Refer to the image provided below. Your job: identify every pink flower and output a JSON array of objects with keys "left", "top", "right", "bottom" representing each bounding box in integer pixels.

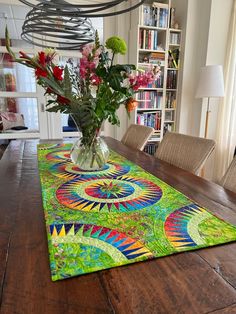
[
  {"left": 129, "top": 72, "right": 155, "bottom": 90},
  {"left": 79, "top": 57, "right": 97, "bottom": 79},
  {"left": 82, "top": 44, "right": 94, "bottom": 58},
  {"left": 94, "top": 48, "right": 101, "bottom": 57},
  {"left": 90, "top": 74, "right": 102, "bottom": 85},
  {"left": 80, "top": 66, "right": 87, "bottom": 79}
]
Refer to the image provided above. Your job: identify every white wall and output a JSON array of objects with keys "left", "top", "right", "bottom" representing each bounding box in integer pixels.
[
  {"left": 103, "top": 4, "right": 131, "bottom": 141},
  {"left": 173, "top": 0, "right": 232, "bottom": 180},
  {"left": 173, "top": 0, "right": 211, "bottom": 136}
]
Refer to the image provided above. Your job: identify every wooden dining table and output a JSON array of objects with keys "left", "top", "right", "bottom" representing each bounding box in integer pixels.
[{"left": 1, "top": 137, "right": 236, "bottom": 314}]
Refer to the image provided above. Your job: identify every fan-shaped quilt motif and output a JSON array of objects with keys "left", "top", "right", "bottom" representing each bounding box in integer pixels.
[
  {"left": 56, "top": 176, "right": 163, "bottom": 212},
  {"left": 50, "top": 160, "right": 130, "bottom": 180},
  {"left": 38, "top": 143, "right": 236, "bottom": 281}
]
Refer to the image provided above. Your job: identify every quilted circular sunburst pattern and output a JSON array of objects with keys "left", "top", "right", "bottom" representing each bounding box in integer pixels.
[
  {"left": 56, "top": 176, "right": 163, "bottom": 212},
  {"left": 85, "top": 181, "right": 135, "bottom": 199},
  {"left": 46, "top": 150, "right": 71, "bottom": 162},
  {"left": 50, "top": 161, "right": 130, "bottom": 180}
]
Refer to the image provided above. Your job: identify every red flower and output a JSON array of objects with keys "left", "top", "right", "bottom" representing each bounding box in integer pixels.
[
  {"left": 35, "top": 67, "right": 48, "bottom": 79},
  {"left": 57, "top": 95, "right": 70, "bottom": 104},
  {"left": 53, "top": 66, "right": 63, "bottom": 81},
  {"left": 19, "top": 51, "right": 30, "bottom": 59},
  {"left": 38, "top": 51, "right": 46, "bottom": 67},
  {"left": 45, "top": 87, "right": 54, "bottom": 94}
]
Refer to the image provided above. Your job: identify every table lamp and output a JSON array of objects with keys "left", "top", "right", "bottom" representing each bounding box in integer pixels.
[{"left": 196, "top": 65, "right": 225, "bottom": 138}]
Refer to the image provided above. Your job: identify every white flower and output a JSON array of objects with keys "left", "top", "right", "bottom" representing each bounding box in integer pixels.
[{"left": 121, "top": 78, "right": 131, "bottom": 88}]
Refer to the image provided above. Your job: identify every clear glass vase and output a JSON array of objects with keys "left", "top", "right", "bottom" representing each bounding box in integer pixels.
[
  {"left": 69, "top": 114, "right": 109, "bottom": 171},
  {"left": 70, "top": 135, "right": 109, "bottom": 171}
]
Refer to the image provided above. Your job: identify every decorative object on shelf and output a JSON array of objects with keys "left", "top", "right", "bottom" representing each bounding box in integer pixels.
[
  {"left": 19, "top": 0, "right": 145, "bottom": 17},
  {"left": 169, "top": 7, "right": 176, "bottom": 28},
  {"left": 21, "top": 1, "right": 95, "bottom": 50},
  {"left": 6, "top": 29, "right": 155, "bottom": 170},
  {"left": 196, "top": 65, "right": 225, "bottom": 138},
  {"left": 174, "top": 22, "right": 179, "bottom": 30}
]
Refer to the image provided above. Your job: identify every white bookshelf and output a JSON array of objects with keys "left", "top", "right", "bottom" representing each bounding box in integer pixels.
[{"left": 129, "top": 0, "right": 182, "bottom": 154}]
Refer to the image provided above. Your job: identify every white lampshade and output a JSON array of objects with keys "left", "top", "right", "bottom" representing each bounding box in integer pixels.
[{"left": 196, "top": 65, "right": 225, "bottom": 98}]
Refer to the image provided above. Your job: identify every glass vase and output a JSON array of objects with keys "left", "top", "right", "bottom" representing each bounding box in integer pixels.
[{"left": 69, "top": 114, "right": 109, "bottom": 171}]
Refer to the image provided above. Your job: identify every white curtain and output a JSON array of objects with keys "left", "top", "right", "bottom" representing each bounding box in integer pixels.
[
  {"left": 15, "top": 62, "right": 38, "bottom": 130},
  {"left": 214, "top": 0, "right": 236, "bottom": 182}
]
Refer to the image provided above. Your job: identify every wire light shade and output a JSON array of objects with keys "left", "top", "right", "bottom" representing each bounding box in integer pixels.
[
  {"left": 21, "top": 2, "right": 95, "bottom": 50},
  {"left": 19, "top": 0, "right": 145, "bottom": 17}
]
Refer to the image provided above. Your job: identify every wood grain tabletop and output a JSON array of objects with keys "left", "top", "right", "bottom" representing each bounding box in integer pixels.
[{"left": 0, "top": 138, "right": 236, "bottom": 314}]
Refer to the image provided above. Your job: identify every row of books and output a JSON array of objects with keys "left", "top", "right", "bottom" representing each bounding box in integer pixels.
[
  {"left": 167, "top": 70, "right": 177, "bottom": 89},
  {"left": 141, "top": 4, "right": 169, "bottom": 28},
  {"left": 164, "top": 122, "right": 175, "bottom": 134},
  {"left": 169, "top": 33, "right": 181, "bottom": 45},
  {"left": 166, "top": 92, "right": 176, "bottom": 108},
  {"left": 165, "top": 110, "right": 174, "bottom": 122},
  {"left": 149, "top": 74, "right": 164, "bottom": 89},
  {"left": 139, "top": 52, "right": 165, "bottom": 65},
  {"left": 137, "top": 91, "right": 163, "bottom": 109},
  {"left": 144, "top": 143, "right": 158, "bottom": 155},
  {"left": 139, "top": 29, "right": 159, "bottom": 50},
  {"left": 137, "top": 112, "right": 162, "bottom": 130}
]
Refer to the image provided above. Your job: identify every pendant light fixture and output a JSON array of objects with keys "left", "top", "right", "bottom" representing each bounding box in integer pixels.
[
  {"left": 21, "top": 1, "right": 95, "bottom": 50},
  {"left": 19, "top": 0, "right": 145, "bottom": 17}
]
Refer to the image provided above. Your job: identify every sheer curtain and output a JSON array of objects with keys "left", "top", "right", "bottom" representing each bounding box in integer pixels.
[
  {"left": 214, "top": 0, "right": 236, "bottom": 182},
  {"left": 15, "top": 62, "right": 38, "bottom": 130}
]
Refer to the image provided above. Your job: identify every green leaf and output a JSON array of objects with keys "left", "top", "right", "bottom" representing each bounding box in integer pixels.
[
  {"left": 41, "top": 77, "right": 62, "bottom": 94},
  {"left": 63, "top": 65, "right": 73, "bottom": 99},
  {"left": 5, "top": 27, "right": 16, "bottom": 59}
]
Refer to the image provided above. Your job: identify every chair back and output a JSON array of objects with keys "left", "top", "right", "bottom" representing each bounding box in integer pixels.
[
  {"left": 155, "top": 132, "right": 216, "bottom": 174},
  {"left": 220, "top": 156, "right": 236, "bottom": 194},
  {"left": 121, "top": 124, "right": 154, "bottom": 151}
]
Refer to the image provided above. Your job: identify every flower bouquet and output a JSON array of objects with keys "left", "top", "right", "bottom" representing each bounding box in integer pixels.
[{"left": 6, "top": 29, "right": 159, "bottom": 170}]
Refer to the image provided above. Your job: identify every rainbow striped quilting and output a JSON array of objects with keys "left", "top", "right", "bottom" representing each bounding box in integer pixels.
[{"left": 38, "top": 143, "right": 236, "bottom": 281}]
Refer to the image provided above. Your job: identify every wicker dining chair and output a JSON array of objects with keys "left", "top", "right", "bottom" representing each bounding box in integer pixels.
[
  {"left": 220, "top": 156, "right": 236, "bottom": 194},
  {"left": 155, "top": 132, "right": 216, "bottom": 174},
  {"left": 121, "top": 124, "right": 154, "bottom": 151}
]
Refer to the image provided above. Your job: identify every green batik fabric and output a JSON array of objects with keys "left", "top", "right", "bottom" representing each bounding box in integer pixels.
[{"left": 37, "top": 143, "right": 236, "bottom": 281}]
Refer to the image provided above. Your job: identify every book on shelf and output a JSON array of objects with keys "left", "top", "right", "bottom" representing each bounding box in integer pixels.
[
  {"left": 166, "top": 92, "right": 176, "bottom": 108},
  {"left": 165, "top": 110, "right": 174, "bottom": 121},
  {"left": 144, "top": 142, "right": 158, "bottom": 155},
  {"left": 169, "top": 32, "right": 180, "bottom": 45},
  {"left": 149, "top": 51, "right": 165, "bottom": 62},
  {"left": 139, "top": 29, "right": 159, "bottom": 50},
  {"left": 164, "top": 122, "right": 175, "bottom": 134},
  {"left": 138, "top": 51, "right": 165, "bottom": 64},
  {"left": 137, "top": 91, "right": 163, "bottom": 109},
  {"left": 137, "top": 111, "right": 162, "bottom": 130},
  {"left": 167, "top": 70, "right": 177, "bottom": 89},
  {"left": 168, "top": 49, "right": 180, "bottom": 68},
  {"left": 140, "top": 3, "right": 169, "bottom": 28}
]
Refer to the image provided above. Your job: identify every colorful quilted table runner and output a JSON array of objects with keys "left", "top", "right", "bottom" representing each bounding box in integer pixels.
[{"left": 38, "top": 143, "right": 236, "bottom": 281}]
